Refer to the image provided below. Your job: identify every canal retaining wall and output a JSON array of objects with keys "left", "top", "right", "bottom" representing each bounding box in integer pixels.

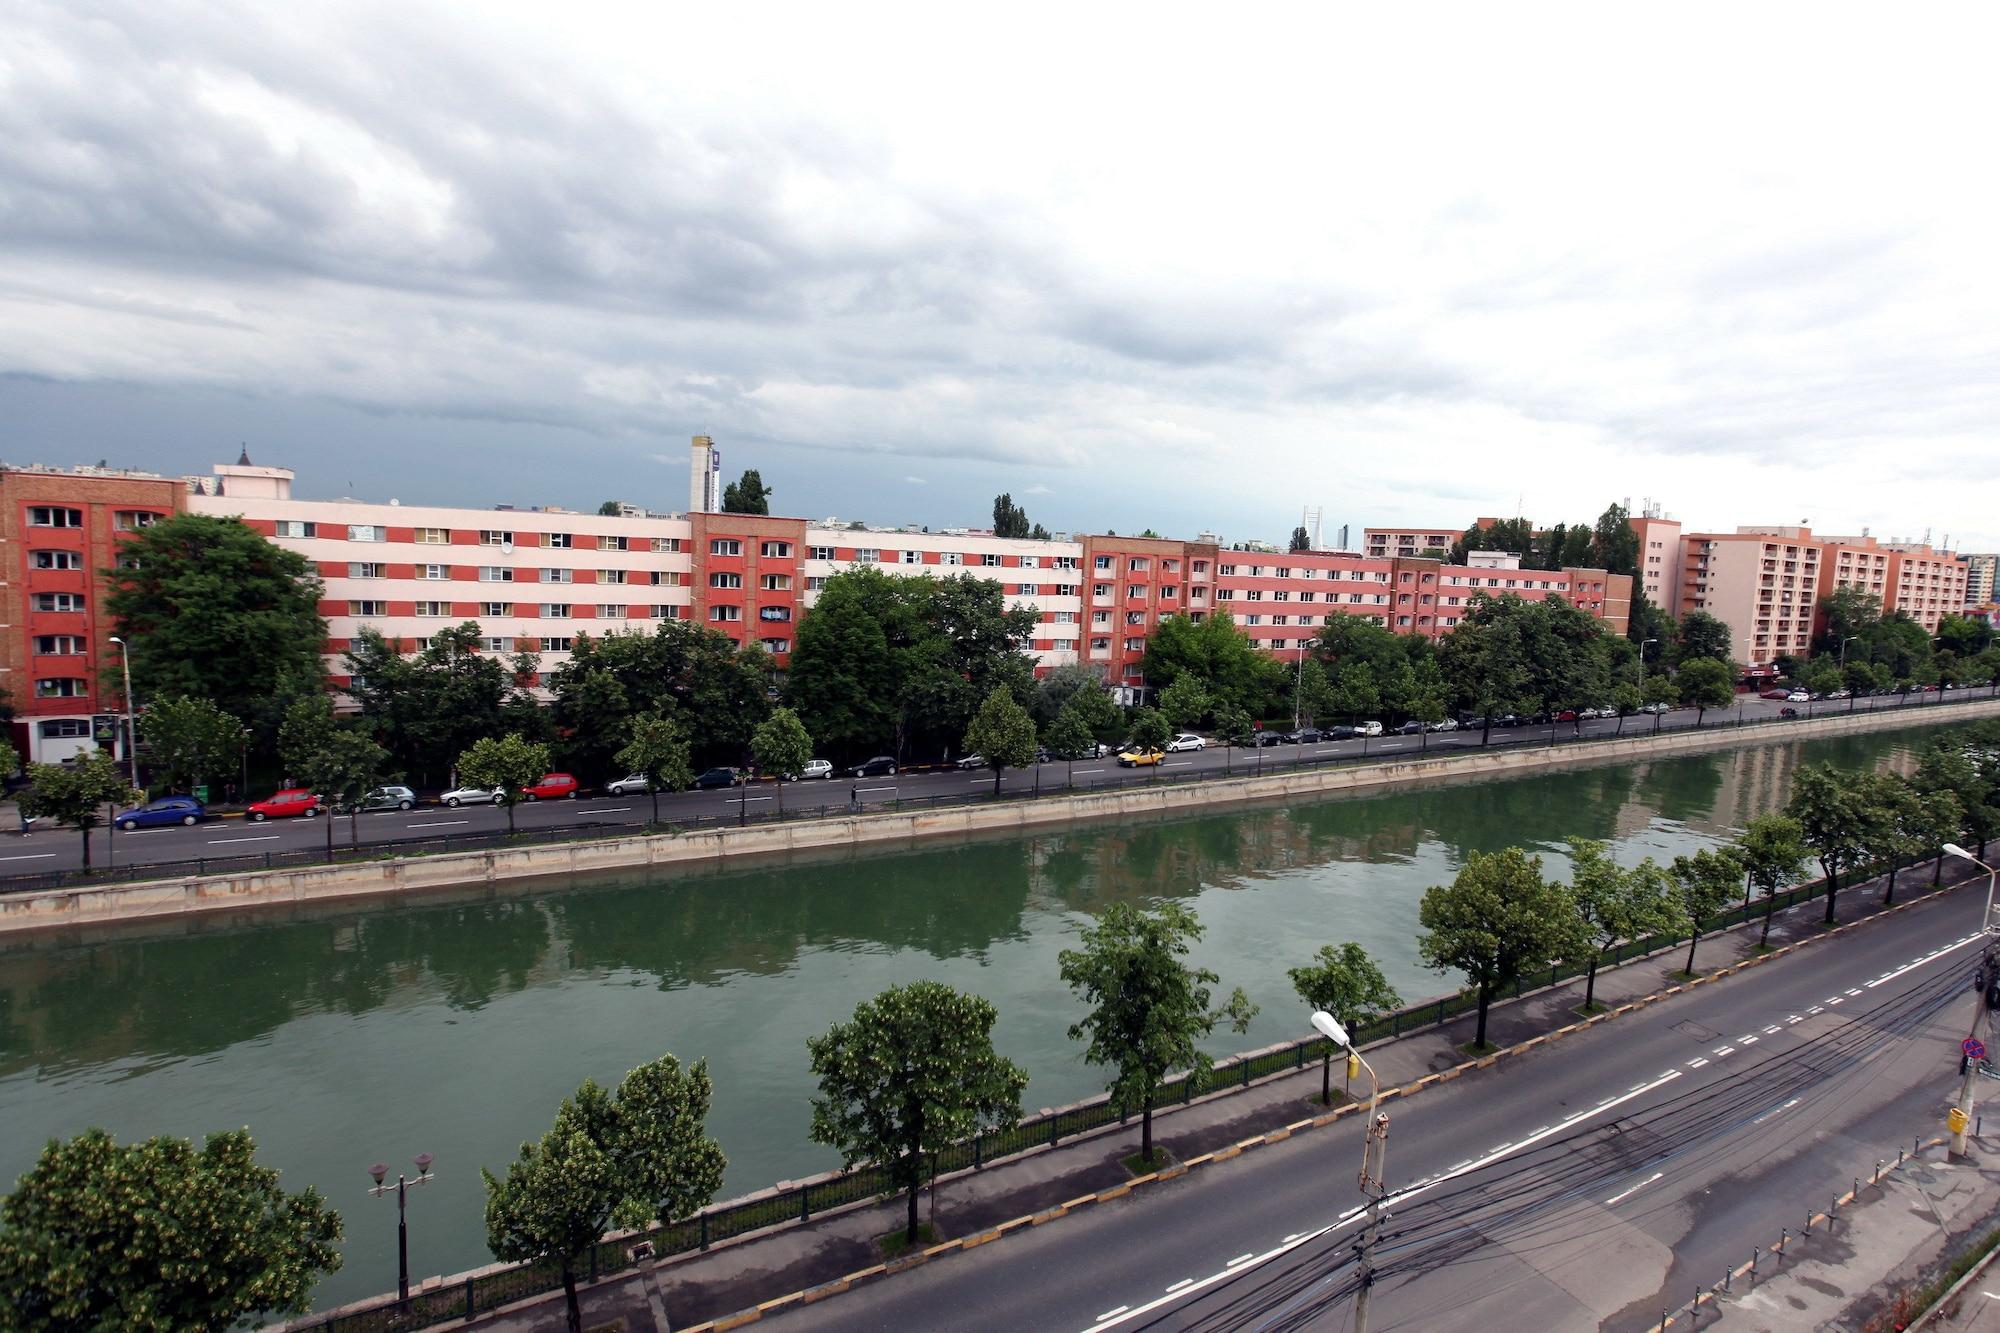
[{"left": 6, "top": 699, "right": 1996, "bottom": 935}]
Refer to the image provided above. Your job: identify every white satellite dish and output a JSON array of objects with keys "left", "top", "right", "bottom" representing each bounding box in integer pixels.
[{"left": 501, "top": 539, "right": 514, "bottom": 554}]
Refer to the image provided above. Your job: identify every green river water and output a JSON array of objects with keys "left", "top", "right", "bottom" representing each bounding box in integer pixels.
[{"left": 0, "top": 727, "right": 1949, "bottom": 1312}]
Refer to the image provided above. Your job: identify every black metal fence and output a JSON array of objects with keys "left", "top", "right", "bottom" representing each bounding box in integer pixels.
[
  {"left": 8, "top": 686, "right": 1996, "bottom": 901},
  {"left": 283, "top": 849, "right": 1953, "bottom": 1333}
]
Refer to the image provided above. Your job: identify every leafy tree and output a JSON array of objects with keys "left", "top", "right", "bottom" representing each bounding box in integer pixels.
[
  {"left": 551, "top": 667, "right": 630, "bottom": 784},
  {"left": 103, "top": 514, "right": 329, "bottom": 751},
  {"left": 1668, "top": 846, "right": 1746, "bottom": 974},
  {"left": 1293, "top": 658, "right": 1334, "bottom": 727},
  {"left": 962, "top": 687, "right": 1037, "bottom": 796},
  {"left": 457, "top": 734, "right": 551, "bottom": 834},
  {"left": 1800, "top": 655, "right": 1845, "bottom": 698},
  {"left": 1916, "top": 739, "right": 2000, "bottom": 864},
  {"left": 1157, "top": 674, "right": 1210, "bottom": 732},
  {"left": 807, "top": 981, "right": 1027, "bottom": 1245},
  {"left": 1288, "top": 525, "right": 1311, "bottom": 553},
  {"left": 786, "top": 573, "right": 898, "bottom": 757},
  {"left": 616, "top": 712, "right": 694, "bottom": 824},
  {"left": 719, "top": 469, "right": 772, "bottom": 515},
  {"left": 1417, "top": 848, "right": 1587, "bottom": 1049},
  {"left": 1059, "top": 902, "right": 1256, "bottom": 1165},
  {"left": 295, "top": 724, "right": 389, "bottom": 854},
  {"left": 1738, "top": 812, "right": 1810, "bottom": 947},
  {"left": 20, "top": 751, "right": 140, "bottom": 868},
  {"left": 1871, "top": 774, "right": 1958, "bottom": 905},
  {"left": 1451, "top": 515, "right": 1536, "bottom": 564},
  {"left": 136, "top": 694, "right": 243, "bottom": 794},
  {"left": 1125, "top": 706, "right": 1171, "bottom": 755},
  {"left": 1330, "top": 662, "right": 1381, "bottom": 724},
  {"left": 1675, "top": 610, "right": 1733, "bottom": 665},
  {"left": 1816, "top": 586, "right": 1883, "bottom": 659},
  {"left": 597, "top": 500, "right": 623, "bottom": 516},
  {"left": 751, "top": 706, "right": 816, "bottom": 810},
  {"left": 991, "top": 494, "right": 1032, "bottom": 540},
  {"left": 1567, "top": 839, "right": 1672, "bottom": 1009},
  {"left": 1403, "top": 657, "right": 1450, "bottom": 748},
  {"left": 1626, "top": 586, "right": 1676, "bottom": 652},
  {"left": 545, "top": 623, "right": 771, "bottom": 770},
  {"left": 1140, "top": 613, "right": 1282, "bottom": 719},
  {"left": 0, "top": 1126, "right": 342, "bottom": 1331},
  {"left": 1588, "top": 502, "right": 1639, "bottom": 575},
  {"left": 1287, "top": 944, "right": 1399, "bottom": 1104},
  {"left": 484, "top": 1055, "right": 726, "bottom": 1333},
  {"left": 1211, "top": 703, "right": 1254, "bottom": 752},
  {"left": 1787, "top": 763, "right": 1874, "bottom": 924},
  {"left": 343, "top": 625, "right": 518, "bottom": 788},
  {"left": 1675, "top": 657, "right": 1736, "bottom": 724},
  {"left": 1611, "top": 681, "right": 1644, "bottom": 735},
  {"left": 1029, "top": 522, "right": 1052, "bottom": 541},
  {"left": 1042, "top": 702, "right": 1096, "bottom": 784},
  {"left": 278, "top": 694, "right": 338, "bottom": 783},
  {"left": 1938, "top": 614, "right": 1995, "bottom": 660},
  {"left": 1642, "top": 673, "right": 1679, "bottom": 711}
]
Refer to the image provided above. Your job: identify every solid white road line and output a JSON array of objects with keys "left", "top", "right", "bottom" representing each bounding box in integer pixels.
[
  {"left": 727, "top": 797, "right": 773, "bottom": 804},
  {"left": 208, "top": 835, "right": 279, "bottom": 844},
  {"left": 1866, "top": 933, "right": 1984, "bottom": 989},
  {"left": 1165, "top": 1279, "right": 1192, "bottom": 1292},
  {"left": 1096, "top": 1307, "right": 1129, "bottom": 1321},
  {"left": 0, "top": 853, "right": 55, "bottom": 861},
  {"left": 1227, "top": 1253, "right": 1254, "bottom": 1266},
  {"left": 408, "top": 820, "right": 469, "bottom": 829},
  {"left": 856, "top": 786, "right": 897, "bottom": 794},
  {"left": 1604, "top": 1171, "right": 1665, "bottom": 1206},
  {"left": 1079, "top": 1068, "right": 1683, "bottom": 1332}
]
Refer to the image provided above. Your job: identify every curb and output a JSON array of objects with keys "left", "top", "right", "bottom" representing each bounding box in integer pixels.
[{"left": 668, "top": 879, "right": 1964, "bottom": 1333}]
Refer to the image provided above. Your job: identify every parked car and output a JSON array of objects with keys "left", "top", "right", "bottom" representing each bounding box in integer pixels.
[
  {"left": 1827, "top": 689, "right": 1851, "bottom": 700},
  {"left": 1251, "top": 731, "right": 1287, "bottom": 747},
  {"left": 1638, "top": 702, "right": 1671, "bottom": 714},
  {"left": 1554, "top": 709, "right": 1578, "bottom": 722},
  {"left": 955, "top": 753, "right": 987, "bottom": 770},
  {"left": 1760, "top": 688, "right": 1792, "bottom": 700},
  {"left": 604, "top": 773, "right": 653, "bottom": 797},
  {"left": 848, "top": 756, "right": 899, "bottom": 777},
  {"left": 1491, "top": 713, "right": 1522, "bottom": 728},
  {"left": 1285, "top": 728, "right": 1325, "bottom": 745},
  {"left": 115, "top": 795, "right": 207, "bottom": 831},
  {"left": 336, "top": 785, "right": 417, "bottom": 814},
  {"left": 1322, "top": 725, "right": 1360, "bottom": 739},
  {"left": 441, "top": 784, "right": 503, "bottom": 807},
  {"left": 520, "top": 773, "right": 580, "bottom": 801},
  {"left": 1458, "top": 715, "right": 1490, "bottom": 730},
  {"left": 1116, "top": 747, "right": 1165, "bottom": 767},
  {"left": 1166, "top": 733, "right": 1206, "bottom": 752},
  {"left": 247, "top": 789, "right": 320, "bottom": 821},
  {"left": 795, "top": 759, "right": 834, "bottom": 781},
  {"left": 1393, "top": 720, "right": 1426, "bottom": 736},
  {"left": 1356, "top": 721, "right": 1384, "bottom": 737},
  {"left": 694, "top": 767, "right": 742, "bottom": 790},
  {"left": 1785, "top": 690, "right": 1810, "bottom": 703},
  {"left": 1429, "top": 717, "right": 1460, "bottom": 732}
]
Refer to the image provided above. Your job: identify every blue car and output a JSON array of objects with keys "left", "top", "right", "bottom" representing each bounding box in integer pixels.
[{"left": 115, "top": 796, "right": 207, "bottom": 831}]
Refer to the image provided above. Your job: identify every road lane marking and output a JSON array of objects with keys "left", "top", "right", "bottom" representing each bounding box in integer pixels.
[
  {"left": 1826, "top": 997, "right": 1844, "bottom": 1006},
  {"left": 1687, "top": 1058, "right": 1709, "bottom": 1069},
  {"left": 1787, "top": 1015, "right": 1805, "bottom": 1024},
  {"left": 595, "top": 806, "right": 631, "bottom": 812},
  {"left": 1846, "top": 988, "right": 1863, "bottom": 996},
  {"left": 856, "top": 786, "right": 896, "bottom": 794},
  {"left": 1740, "top": 1036, "right": 1759, "bottom": 1045},
  {"left": 1867, "top": 933, "right": 1985, "bottom": 988},
  {"left": 1081, "top": 1068, "right": 1682, "bottom": 1331},
  {"left": 1765, "top": 1025, "right": 1782, "bottom": 1034},
  {"left": 1807, "top": 1006, "right": 1825, "bottom": 1014},
  {"left": 1097, "top": 1307, "right": 1129, "bottom": 1321},
  {"left": 408, "top": 820, "right": 468, "bottom": 829},
  {"left": 1227, "top": 1253, "right": 1253, "bottom": 1266},
  {"left": 1604, "top": 1172, "right": 1665, "bottom": 1206},
  {"left": 1074, "top": 768, "right": 1104, "bottom": 775},
  {"left": 1166, "top": 1279, "right": 1192, "bottom": 1292},
  {"left": 0, "top": 853, "right": 55, "bottom": 861},
  {"left": 1750, "top": 1097, "right": 1801, "bottom": 1127},
  {"left": 1713, "top": 1047, "right": 1735, "bottom": 1057},
  {"left": 208, "top": 835, "right": 279, "bottom": 844}
]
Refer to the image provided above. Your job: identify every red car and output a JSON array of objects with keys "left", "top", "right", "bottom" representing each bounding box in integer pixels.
[
  {"left": 520, "top": 773, "right": 580, "bottom": 801},
  {"left": 247, "top": 789, "right": 321, "bottom": 821},
  {"left": 1759, "top": 688, "right": 1791, "bottom": 700}
]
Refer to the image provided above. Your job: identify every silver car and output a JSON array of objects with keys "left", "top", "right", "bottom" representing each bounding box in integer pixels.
[
  {"left": 604, "top": 774, "right": 653, "bottom": 797},
  {"left": 440, "top": 785, "right": 504, "bottom": 807}
]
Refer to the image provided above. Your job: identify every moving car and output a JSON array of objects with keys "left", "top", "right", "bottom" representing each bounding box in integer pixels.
[
  {"left": 797, "top": 759, "right": 834, "bottom": 780},
  {"left": 115, "top": 795, "right": 206, "bottom": 831},
  {"left": 955, "top": 753, "right": 988, "bottom": 770},
  {"left": 848, "top": 756, "right": 899, "bottom": 777},
  {"left": 1116, "top": 747, "right": 1165, "bottom": 767},
  {"left": 521, "top": 773, "right": 580, "bottom": 801},
  {"left": 694, "top": 767, "right": 743, "bottom": 790},
  {"left": 247, "top": 789, "right": 320, "bottom": 821},
  {"left": 335, "top": 786, "right": 417, "bottom": 814},
  {"left": 1638, "top": 702, "right": 1671, "bottom": 714},
  {"left": 1393, "top": 720, "right": 1426, "bottom": 735},
  {"left": 1827, "top": 689, "right": 1851, "bottom": 700},
  {"left": 1356, "top": 721, "right": 1384, "bottom": 737},
  {"left": 1322, "top": 724, "right": 1360, "bottom": 739},
  {"left": 604, "top": 773, "right": 653, "bottom": 797},
  {"left": 1166, "top": 733, "right": 1206, "bottom": 752},
  {"left": 441, "top": 784, "right": 503, "bottom": 807},
  {"left": 1785, "top": 690, "right": 1810, "bottom": 703},
  {"left": 1760, "top": 688, "right": 1792, "bottom": 701},
  {"left": 1285, "top": 728, "right": 1325, "bottom": 745}
]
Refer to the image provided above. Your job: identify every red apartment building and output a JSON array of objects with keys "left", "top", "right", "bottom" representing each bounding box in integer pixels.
[{"left": 1080, "top": 535, "right": 1218, "bottom": 691}]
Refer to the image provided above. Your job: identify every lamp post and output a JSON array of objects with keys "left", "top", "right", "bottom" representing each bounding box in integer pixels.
[
  {"left": 106, "top": 636, "right": 139, "bottom": 790},
  {"left": 368, "top": 1153, "right": 436, "bottom": 1302},
  {"left": 1313, "top": 1010, "right": 1387, "bottom": 1333},
  {"left": 1840, "top": 637, "right": 1860, "bottom": 711},
  {"left": 1944, "top": 845, "right": 1998, "bottom": 1156},
  {"left": 1292, "top": 643, "right": 1309, "bottom": 732},
  {"left": 240, "top": 727, "right": 253, "bottom": 806}
]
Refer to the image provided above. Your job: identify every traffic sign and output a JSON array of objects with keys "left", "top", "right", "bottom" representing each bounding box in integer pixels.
[{"left": 1964, "top": 1037, "right": 1987, "bottom": 1062}]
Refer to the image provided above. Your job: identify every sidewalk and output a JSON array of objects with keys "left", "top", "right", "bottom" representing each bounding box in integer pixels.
[{"left": 414, "top": 856, "right": 1985, "bottom": 1333}]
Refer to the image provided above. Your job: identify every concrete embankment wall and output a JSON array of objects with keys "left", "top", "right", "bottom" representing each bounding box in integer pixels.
[{"left": 7, "top": 701, "right": 1996, "bottom": 936}]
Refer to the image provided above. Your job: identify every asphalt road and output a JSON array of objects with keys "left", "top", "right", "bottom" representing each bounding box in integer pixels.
[
  {"left": 759, "top": 873, "right": 1992, "bottom": 1332},
  {"left": 11, "top": 688, "right": 1987, "bottom": 878}
]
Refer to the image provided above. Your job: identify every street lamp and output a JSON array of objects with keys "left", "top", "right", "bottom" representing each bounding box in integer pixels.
[
  {"left": 105, "top": 636, "right": 139, "bottom": 790},
  {"left": 1292, "top": 642, "right": 1309, "bottom": 731},
  {"left": 1312, "top": 1010, "right": 1388, "bottom": 1333},
  {"left": 1944, "top": 846, "right": 1998, "bottom": 1156},
  {"left": 368, "top": 1152, "right": 436, "bottom": 1302}
]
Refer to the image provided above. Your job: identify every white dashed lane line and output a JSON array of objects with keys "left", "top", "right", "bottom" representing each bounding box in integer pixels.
[
  {"left": 1687, "top": 1058, "right": 1709, "bottom": 1069},
  {"left": 1166, "top": 1279, "right": 1193, "bottom": 1293}
]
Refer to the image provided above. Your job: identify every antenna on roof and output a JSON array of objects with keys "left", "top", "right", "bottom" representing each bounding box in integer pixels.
[{"left": 238, "top": 444, "right": 252, "bottom": 466}]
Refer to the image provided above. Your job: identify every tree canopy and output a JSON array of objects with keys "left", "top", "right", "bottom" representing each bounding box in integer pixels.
[
  {"left": 20, "top": 751, "right": 140, "bottom": 867},
  {"left": 1288, "top": 943, "right": 1399, "bottom": 1104},
  {"left": 136, "top": 694, "right": 243, "bottom": 794},
  {"left": 543, "top": 623, "right": 772, "bottom": 776},
  {"left": 720, "top": 469, "right": 771, "bottom": 515},
  {"left": 1418, "top": 847, "right": 1588, "bottom": 1048}
]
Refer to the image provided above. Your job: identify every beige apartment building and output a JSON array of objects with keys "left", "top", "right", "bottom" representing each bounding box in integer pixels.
[
  {"left": 1629, "top": 514, "right": 1682, "bottom": 611},
  {"left": 1679, "top": 527, "right": 1822, "bottom": 668}
]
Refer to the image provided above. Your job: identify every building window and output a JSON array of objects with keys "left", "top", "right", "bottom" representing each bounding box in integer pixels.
[
  {"left": 657, "top": 605, "right": 686, "bottom": 619},
  {"left": 761, "top": 574, "right": 792, "bottom": 591},
  {"left": 480, "top": 530, "right": 514, "bottom": 546},
  {"left": 32, "top": 635, "right": 85, "bottom": 655},
  {"left": 348, "top": 562, "right": 386, "bottom": 579},
  {"left": 709, "top": 606, "right": 741, "bottom": 623},
  {"left": 654, "top": 537, "right": 684, "bottom": 553},
  {"left": 480, "top": 567, "right": 513, "bottom": 582},
  {"left": 414, "top": 601, "right": 449, "bottom": 617},
  {"left": 759, "top": 606, "right": 792, "bottom": 622},
  {"left": 1021, "top": 555, "right": 1040, "bottom": 569},
  {"left": 35, "top": 679, "right": 88, "bottom": 698},
  {"left": 543, "top": 602, "right": 571, "bottom": 617},
  {"left": 983, "top": 553, "right": 1002, "bottom": 567},
  {"left": 32, "top": 593, "right": 85, "bottom": 612},
  {"left": 761, "top": 638, "right": 791, "bottom": 653},
  {"left": 27, "top": 507, "right": 82, "bottom": 528},
  {"left": 114, "top": 510, "right": 160, "bottom": 531},
  {"left": 1094, "top": 556, "right": 1113, "bottom": 570},
  {"left": 1019, "top": 584, "right": 1040, "bottom": 596},
  {"left": 711, "top": 572, "right": 742, "bottom": 589},
  {"left": 599, "top": 569, "right": 626, "bottom": 585},
  {"left": 545, "top": 533, "right": 573, "bottom": 549},
  {"left": 601, "top": 534, "right": 629, "bottom": 551},
  {"left": 806, "top": 576, "right": 828, "bottom": 591},
  {"left": 542, "top": 567, "right": 573, "bottom": 585},
  {"left": 761, "top": 541, "right": 793, "bottom": 558},
  {"left": 348, "top": 600, "right": 387, "bottom": 617},
  {"left": 942, "top": 552, "right": 962, "bottom": 566},
  {"left": 600, "top": 603, "right": 625, "bottom": 618},
  {"left": 415, "top": 527, "right": 449, "bottom": 544},
  {"left": 482, "top": 601, "right": 513, "bottom": 617},
  {"left": 1054, "top": 556, "right": 1078, "bottom": 570},
  {"left": 39, "top": 719, "right": 90, "bottom": 739},
  {"left": 710, "top": 539, "right": 742, "bottom": 557},
  {"left": 346, "top": 524, "right": 385, "bottom": 542},
  {"left": 854, "top": 549, "right": 880, "bottom": 564},
  {"left": 30, "top": 550, "right": 82, "bottom": 570},
  {"left": 1125, "top": 637, "right": 1146, "bottom": 652},
  {"left": 540, "top": 637, "right": 574, "bottom": 652},
  {"left": 480, "top": 637, "right": 509, "bottom": 653},
  {"left": 276, "top": 520, "right": 318, "bottom": 539},
  {"left": 809, "top": 545, "right": 836, "bottom": 561}
]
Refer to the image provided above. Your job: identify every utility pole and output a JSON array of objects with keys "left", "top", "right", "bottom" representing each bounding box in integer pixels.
[
  {"left": 1354, "top": 1107, "right": 1389, "bottom": 1333},
  {"left": 1946, "top": 846, "right": 1999, "bottom": 1156}
]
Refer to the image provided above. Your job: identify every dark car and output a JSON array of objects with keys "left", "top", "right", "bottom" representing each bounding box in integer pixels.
[
  {"left": 115, "top": 795, "right": 207, "bottom": 831},
  {"left": 1250, "top": 731, "right": 1287, "bottom": 747},
  {"left": 848, "top": 756, "right": 899, "bottom": 777},
  {"left": 693, "top": 767, "right": 742, "bottom": 790},
  {"left": 1286, "top": 728, "right": 1325, "bottom": 745},
  {"left": 1492, "top": 713, "right": 1522, "bottom": 728},
  {"left": 1394, "top": 720, "right": 1426, "bottom": 735},
  {"left": 1322, "top": 725, "right": 1359, "bottom": 739}
]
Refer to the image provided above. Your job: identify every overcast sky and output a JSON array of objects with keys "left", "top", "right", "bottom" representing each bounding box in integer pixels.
[{"left": 4, "top": 3, "right": 1998, "bottom": 549}]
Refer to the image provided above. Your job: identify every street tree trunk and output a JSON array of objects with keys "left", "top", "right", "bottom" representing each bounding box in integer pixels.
[
  {"left": 78, "top": 821, "right": 91, "bottom": 868},
  {"left": 1320, "top": 1049, "right": 1333, "bottom": 1106},
  {"left": 993, "top": 765, "right": 1003, "bottom": 797},
  {"left": 560, "top": 1263, "right": 582, "bottom": 1333},
  {"left": 1761, "top": 890, "right": 1778, "bottom": 947},
  {"left": 1684, "top": 926, "right": 1701, "bottom": 976},
  {"left": 1583, "top": 953, "right": 1601, "bottom": 1009},
  {"left": 649, "top": 786, "right": 659, "bottom": 825},
  {"left": 1822, "top": 860, "right": 1839, "bottom": 924},
  {"left": 1141, "top": 1092, "right": 1155, "bottom": 1166},
  {"left": 905, "top": 1174, "right": 921, "bottom": 1244},
  {"left": 1474, "top": 981, "right": 1493, "bottom": 1049},
  {"left": 1885, "top": 856, "right": 1900, "bottom": 906}
]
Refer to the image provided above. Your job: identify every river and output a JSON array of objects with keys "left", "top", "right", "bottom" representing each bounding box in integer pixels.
[{"left": 0, "top": 727, "right": 1943, "bottom": 1313}]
